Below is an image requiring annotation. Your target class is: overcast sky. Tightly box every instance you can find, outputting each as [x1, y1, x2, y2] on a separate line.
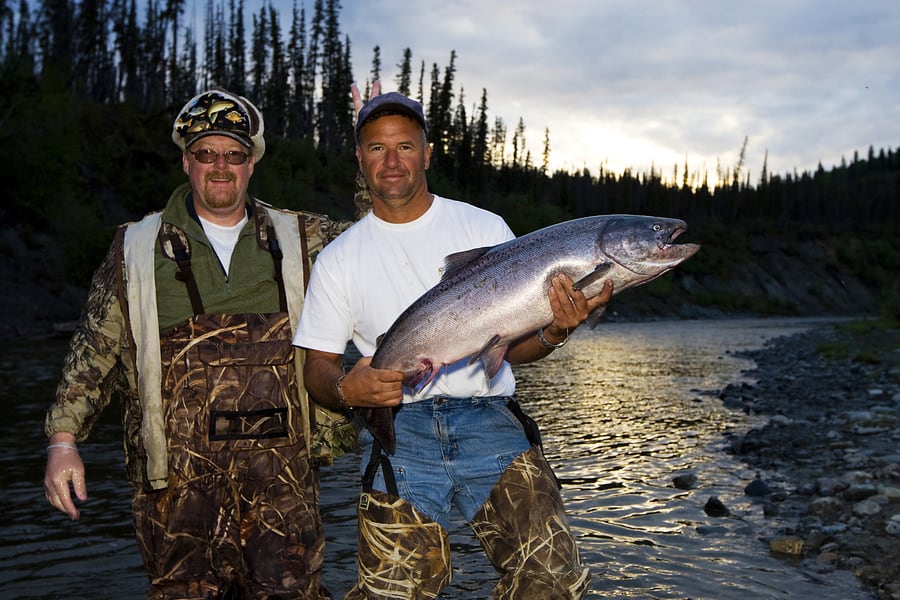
[339, 0, 900, 185]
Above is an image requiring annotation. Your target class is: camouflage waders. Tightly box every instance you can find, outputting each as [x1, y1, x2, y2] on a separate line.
[470, 446, 591, 599]
[345, 404, 590, 600]
[133, 312, 330, 599]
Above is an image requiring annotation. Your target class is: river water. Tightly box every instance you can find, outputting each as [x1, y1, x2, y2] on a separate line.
[0, 317, 871, 599]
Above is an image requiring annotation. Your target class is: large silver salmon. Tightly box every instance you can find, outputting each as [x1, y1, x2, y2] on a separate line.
[361, 214, 700, 452]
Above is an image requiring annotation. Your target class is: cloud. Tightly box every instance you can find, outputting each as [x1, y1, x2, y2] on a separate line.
[343, 0, 900, 181]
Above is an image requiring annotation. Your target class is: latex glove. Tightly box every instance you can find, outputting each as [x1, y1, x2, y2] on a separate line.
[44, 435, 87, 520]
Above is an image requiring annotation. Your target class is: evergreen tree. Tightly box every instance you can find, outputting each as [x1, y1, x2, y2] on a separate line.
[512, 117, 525, 169]
[286, 0, 312, 138]
[264, 2, 287, 136]
[395, 47, 411, 96]
[228, 0, 246, 93]
[473, 88, 489, 169]
[249, 7, 267, 102]
[37, 0, 74, 87]
[541, 126, 549, 175]
[141, 0, 167, 109]
[365, 44, 380, 97]
[1, 0, 38, 91]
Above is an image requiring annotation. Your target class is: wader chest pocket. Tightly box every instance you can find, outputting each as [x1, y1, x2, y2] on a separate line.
[209, 407, 289, 441]
[197, 340, 298, 450]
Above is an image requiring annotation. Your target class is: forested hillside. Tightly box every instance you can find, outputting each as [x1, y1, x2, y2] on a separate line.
[1, 1, 898, 339]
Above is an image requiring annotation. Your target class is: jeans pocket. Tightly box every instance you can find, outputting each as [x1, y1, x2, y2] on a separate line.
[496, 450, 522, 473]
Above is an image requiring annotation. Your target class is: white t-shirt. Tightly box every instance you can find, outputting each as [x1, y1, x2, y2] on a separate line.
[199, 214, 248, 275]
[293, 195, 516, 402]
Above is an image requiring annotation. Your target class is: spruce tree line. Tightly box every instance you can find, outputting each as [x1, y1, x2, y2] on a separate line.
[1, 0, 897, 292]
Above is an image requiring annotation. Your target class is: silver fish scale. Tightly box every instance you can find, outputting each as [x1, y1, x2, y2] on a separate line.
[370, 215, 699, 387]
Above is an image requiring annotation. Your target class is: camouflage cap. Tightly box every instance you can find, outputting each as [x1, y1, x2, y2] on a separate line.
[172, 86, 266, 161]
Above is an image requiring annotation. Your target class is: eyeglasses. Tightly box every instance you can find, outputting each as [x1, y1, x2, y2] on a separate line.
[191, 148, 250, 165]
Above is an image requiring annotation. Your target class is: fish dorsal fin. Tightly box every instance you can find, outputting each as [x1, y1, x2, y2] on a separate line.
[442, 247, 493, 280]
[466, 334, 508, 379]
[572, 262, 612, 291]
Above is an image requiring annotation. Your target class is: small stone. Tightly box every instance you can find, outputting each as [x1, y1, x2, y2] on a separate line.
[673, 472, 697, 490]
[886, 514, 900, 536]
[842, 470, 873, 484]
[815, 477, 846, 497]
[878, 486, 900, 502]
[844, 483, 879, 501]
[770, 535, 804, 555]
[808, 496, 844, 517]
[770, 414, 793, 426]
[821, 523, 848, 535]
[804, 530, 829, 550]
[851, 499, 882, 517]
[744, 477, 772, 497]
[704, 496, 730, 517]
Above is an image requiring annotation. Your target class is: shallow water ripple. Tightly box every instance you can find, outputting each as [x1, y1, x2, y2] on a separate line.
[0, 319, 872, 599]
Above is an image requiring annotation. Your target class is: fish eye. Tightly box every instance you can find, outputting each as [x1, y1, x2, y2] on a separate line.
[652, 224, 662, 232]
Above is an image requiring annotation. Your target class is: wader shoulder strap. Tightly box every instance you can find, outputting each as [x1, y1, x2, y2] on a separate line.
[506, 398, 561, 489]
[362, 439, 400, 497]
[158, 224, 204, 315]
[298, 214, 310, 290]
[265, 224, 288, 313]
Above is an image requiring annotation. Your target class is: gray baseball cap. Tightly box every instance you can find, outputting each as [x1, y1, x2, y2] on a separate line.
[355, 92, 428, 140]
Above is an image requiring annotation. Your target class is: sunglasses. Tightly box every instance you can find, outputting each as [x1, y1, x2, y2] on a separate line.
[191, 148, 250, 165]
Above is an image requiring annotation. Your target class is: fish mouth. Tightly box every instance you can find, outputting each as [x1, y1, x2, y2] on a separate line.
[661, 226, 700, 258]
[663, 225, 684, 247]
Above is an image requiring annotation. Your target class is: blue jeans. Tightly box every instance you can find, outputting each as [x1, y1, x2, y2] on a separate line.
[359, 396, 532, 530]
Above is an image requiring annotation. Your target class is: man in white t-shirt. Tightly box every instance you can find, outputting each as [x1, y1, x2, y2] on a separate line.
[294, 87, 612, 599]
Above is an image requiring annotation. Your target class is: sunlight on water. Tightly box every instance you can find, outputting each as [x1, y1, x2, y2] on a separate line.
[0, 318, 869, 599]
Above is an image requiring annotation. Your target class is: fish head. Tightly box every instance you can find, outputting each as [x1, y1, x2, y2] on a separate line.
[597, 215, 700, 284]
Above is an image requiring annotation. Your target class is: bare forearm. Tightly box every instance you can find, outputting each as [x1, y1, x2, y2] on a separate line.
[303, 350, 348, 412]
[506, 324, 571, 365]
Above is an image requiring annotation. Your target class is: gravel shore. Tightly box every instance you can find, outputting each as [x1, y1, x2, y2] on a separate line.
[718, 321, 900, 599]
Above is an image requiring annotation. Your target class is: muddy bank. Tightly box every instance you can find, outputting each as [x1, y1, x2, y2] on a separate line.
[718, 322, 900, 599]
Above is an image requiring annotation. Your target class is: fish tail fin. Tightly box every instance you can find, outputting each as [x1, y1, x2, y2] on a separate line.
[353, 407, 397, 454]
[587, 304, 608, 329]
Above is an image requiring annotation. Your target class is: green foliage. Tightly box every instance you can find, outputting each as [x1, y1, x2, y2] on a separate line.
[684, 288, 798, 316]
[820, 318, 900, 367]
[830, 231, 900, 319]
[2, 0, 899, 308]
[250, 137, 358, 219]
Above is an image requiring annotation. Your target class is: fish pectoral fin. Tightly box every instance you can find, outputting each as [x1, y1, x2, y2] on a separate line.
[405, 360, 435, 393]
[442, 246, 493, 280]
[586, 304, 608, 330]
[572, 262, 612, 291]
[467, 334, 508, 379]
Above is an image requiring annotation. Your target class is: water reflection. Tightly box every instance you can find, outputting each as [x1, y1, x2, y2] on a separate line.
[0, 318, 871, 599]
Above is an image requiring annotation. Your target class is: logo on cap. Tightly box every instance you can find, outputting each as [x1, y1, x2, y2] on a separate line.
[172, 87, 266, 161]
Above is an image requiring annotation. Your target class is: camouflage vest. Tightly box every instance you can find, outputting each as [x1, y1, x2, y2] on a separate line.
[118, 205, 353, 489]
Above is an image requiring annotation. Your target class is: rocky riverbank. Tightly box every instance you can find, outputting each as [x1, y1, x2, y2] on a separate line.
[717, 321, 900, 599]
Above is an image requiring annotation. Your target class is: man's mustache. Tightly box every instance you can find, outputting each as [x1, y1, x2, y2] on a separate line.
[206, 171, 236, 182]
